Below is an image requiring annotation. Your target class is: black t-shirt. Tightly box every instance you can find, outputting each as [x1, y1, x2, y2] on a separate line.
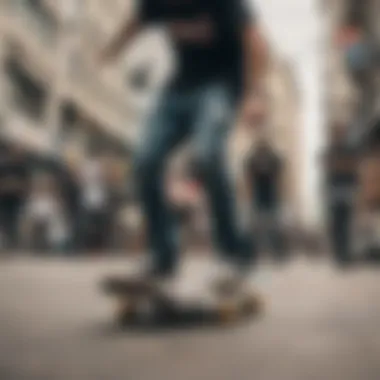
[139, 0, 256, 90]
[245, 150, 282, 209]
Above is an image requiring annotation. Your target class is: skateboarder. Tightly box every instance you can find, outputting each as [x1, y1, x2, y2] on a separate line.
[98, 0, 268, 292]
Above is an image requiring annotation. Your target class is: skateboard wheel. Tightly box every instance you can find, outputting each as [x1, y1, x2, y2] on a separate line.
[218, 302, 239, 323]
[242, 294, 264, 316]
[115, 298, 136, 325]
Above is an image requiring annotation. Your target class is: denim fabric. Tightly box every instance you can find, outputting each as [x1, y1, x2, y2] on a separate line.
[133, 82, 249, 274]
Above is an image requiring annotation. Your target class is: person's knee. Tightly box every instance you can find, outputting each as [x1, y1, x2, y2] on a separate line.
[194, 149, 222, 180]
[133, 151, 161, 181]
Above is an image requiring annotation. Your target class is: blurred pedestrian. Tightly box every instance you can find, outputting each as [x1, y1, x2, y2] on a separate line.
[324, 124, 359, 267]
[22, 173, 71, 254]
[245, 134, 287, 262]
[58, 155, 81, 251]
[78, 151, 110, 253]
[0, 145, 29, 251]
[356, 140, 380, 263]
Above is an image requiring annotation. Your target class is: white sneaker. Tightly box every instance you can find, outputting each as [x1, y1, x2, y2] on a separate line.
[127, 255, 176, 281]
[153, 274, 204, 308]
[210, 260, 249, 298]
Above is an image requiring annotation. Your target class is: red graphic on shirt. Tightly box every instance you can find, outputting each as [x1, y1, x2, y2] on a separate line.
[168, 14, 215, 44]
[335, 26, 363, 48]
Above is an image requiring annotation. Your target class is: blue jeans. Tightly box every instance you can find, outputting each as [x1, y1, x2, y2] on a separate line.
[134, 82, 249, 274]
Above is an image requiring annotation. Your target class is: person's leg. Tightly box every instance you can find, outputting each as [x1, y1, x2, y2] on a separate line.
[267, 208, 287, 262]
[133, 90, 189, 277]
[191, 83, 251, 269]
[0, 201, 6, 251]
[91, 211, 104, 252]
[3, 201, 21, 251]
[329, 204, 352, 265]
[69, 209, 81, 252]
[328, 206, 340, 263]
[250, 206, 263, 261]
[79, 207, 92, 253]
[340, 205, 353, 263]
[254, 209, 269, 259]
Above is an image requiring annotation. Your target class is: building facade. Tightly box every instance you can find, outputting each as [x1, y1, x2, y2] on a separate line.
[323, 0, 357, 131]
[0, 0, 172, 161]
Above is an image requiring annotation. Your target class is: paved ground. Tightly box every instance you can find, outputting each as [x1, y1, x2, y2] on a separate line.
[1, 255, 380, 380]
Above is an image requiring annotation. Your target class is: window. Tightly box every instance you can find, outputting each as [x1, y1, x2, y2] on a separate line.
[18, 0, 59, 45]
[5, 56, 48, 121]
[60, 101, 79, 133]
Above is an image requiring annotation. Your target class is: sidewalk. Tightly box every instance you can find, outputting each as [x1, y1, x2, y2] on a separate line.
[1, 256, 380, 380]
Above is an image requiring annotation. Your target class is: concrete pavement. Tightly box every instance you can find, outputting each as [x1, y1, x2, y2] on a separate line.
[1, 255, 380, 380]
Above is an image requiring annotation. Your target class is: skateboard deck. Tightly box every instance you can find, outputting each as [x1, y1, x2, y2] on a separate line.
[101, 276, 264, 327]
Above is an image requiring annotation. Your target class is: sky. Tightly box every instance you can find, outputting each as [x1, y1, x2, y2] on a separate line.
[253, 0, 325, 226]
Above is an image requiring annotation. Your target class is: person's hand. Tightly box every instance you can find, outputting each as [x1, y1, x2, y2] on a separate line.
[240, 91, 268, 129]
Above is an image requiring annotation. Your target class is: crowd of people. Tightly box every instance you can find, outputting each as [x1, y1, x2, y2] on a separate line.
[0, 144, 131, 254]
[0, 134, 295, 260]
[0, 141, 225, 255]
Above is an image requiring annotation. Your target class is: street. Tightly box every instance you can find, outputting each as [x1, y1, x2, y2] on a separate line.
[1, 255, 380, 380]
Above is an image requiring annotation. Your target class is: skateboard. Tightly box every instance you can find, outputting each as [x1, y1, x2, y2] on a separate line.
[101, 276, 264, 327]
